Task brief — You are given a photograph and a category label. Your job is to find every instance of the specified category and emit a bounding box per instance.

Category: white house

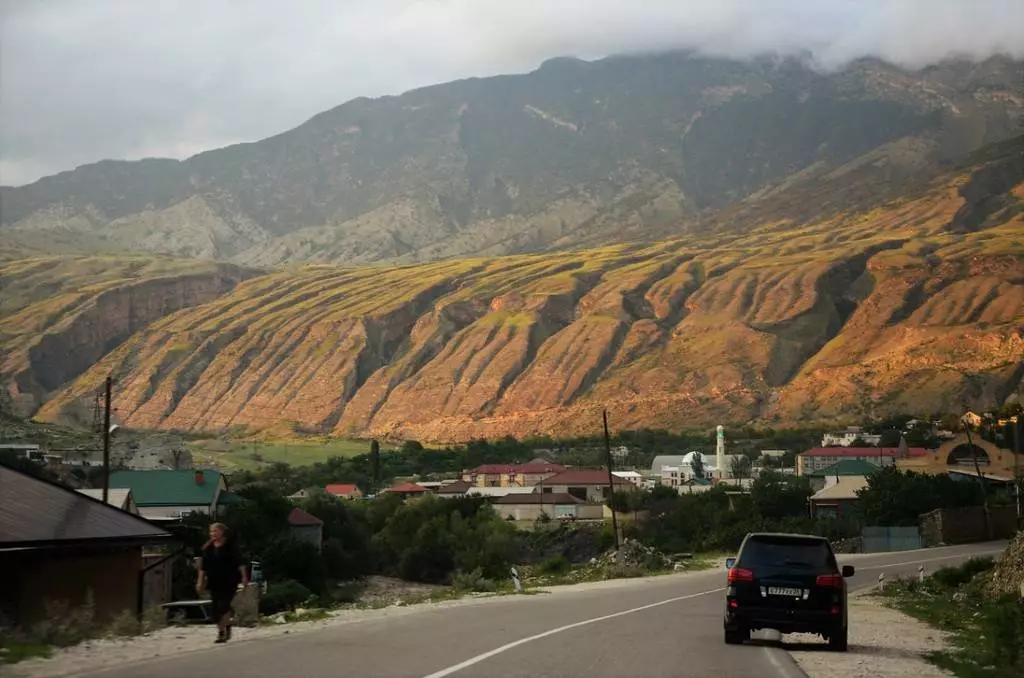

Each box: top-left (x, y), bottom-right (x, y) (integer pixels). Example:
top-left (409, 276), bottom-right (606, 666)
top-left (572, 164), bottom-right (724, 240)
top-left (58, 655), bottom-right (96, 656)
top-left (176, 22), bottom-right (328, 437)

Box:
top-left (821, 428), bottom-right (881, 447)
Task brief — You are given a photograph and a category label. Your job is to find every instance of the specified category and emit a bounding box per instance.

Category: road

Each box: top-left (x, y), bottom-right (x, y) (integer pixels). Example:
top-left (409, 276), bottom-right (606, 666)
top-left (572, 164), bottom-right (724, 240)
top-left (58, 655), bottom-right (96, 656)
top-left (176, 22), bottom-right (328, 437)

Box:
top-left (86, 542), bottom-right (1005, 678)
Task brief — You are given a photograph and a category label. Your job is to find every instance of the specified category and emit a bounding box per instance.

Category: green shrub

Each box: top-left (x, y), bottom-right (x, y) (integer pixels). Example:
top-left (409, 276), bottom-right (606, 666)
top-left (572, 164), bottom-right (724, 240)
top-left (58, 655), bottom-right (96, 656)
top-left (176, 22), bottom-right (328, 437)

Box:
top-left (104, 611), bottom-right (140, 638)
top-left (451, 567), bottom-right (496, 592)
top-left (979, 595), bottom-right (1024, 670)
top-left (259, 580), bottom-right (313, 615)
top-left (538, 555), bottom-right (571, 576)
top-left (930, 556), bottom-right (995, 590)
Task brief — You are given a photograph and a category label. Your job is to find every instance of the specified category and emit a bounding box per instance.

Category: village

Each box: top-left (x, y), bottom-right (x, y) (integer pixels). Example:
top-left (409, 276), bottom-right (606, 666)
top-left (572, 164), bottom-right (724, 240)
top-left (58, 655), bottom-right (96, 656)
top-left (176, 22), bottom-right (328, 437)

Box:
top-left (2, 409), bottom-right (1021, 639)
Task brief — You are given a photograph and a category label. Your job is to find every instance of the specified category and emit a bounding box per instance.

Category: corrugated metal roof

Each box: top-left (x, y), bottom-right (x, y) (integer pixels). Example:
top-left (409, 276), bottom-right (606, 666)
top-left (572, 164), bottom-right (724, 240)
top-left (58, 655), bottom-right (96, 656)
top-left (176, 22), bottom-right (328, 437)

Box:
top-left (76, 488), bottom-right (132, 509)
top-left (1, 465), bottom-right (170, 550)
top-left (108, 469), bottom-right (222, 506)
top-left (810, 476), bottom-right (870, 502)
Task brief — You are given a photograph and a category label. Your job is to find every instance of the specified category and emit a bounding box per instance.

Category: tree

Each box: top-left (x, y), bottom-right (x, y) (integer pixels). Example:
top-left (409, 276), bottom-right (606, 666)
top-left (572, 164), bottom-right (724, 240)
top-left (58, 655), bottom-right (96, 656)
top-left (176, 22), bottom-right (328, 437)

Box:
top-left (856, 467), bottom-right (978, 526)
top-left (369, 440), bottom-right (381, 492)
top-left (750, 471), bottom-right (812, 520)
top-left (689, 454), bottom-right (705, 480)
top-left (730, 455), bottom-right (752, 479)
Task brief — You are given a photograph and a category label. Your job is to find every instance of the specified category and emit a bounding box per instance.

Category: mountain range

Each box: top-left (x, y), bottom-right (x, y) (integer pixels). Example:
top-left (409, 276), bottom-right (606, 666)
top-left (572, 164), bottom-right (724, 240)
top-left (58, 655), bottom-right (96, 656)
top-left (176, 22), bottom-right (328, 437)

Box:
top-left (1, 51), bottom-right (1022, 439)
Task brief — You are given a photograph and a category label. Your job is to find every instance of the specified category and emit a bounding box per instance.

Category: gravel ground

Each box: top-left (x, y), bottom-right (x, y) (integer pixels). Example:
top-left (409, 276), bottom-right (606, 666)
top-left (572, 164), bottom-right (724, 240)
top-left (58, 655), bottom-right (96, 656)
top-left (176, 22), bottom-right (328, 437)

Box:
top-left (786, 595), bottom-right (954, 678)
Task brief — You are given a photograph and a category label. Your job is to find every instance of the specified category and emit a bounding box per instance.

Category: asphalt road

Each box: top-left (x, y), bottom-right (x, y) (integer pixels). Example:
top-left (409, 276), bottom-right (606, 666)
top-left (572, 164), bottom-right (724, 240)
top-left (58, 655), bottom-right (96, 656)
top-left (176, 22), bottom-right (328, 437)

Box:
top-left (87, 541), bottom-right (1006, 678)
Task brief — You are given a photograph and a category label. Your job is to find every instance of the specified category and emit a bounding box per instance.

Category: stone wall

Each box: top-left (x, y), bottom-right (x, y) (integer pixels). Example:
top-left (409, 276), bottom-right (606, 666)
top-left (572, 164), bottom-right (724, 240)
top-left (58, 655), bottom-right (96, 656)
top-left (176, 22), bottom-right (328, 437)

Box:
top-left (920, 505), bottom-right (1018, 546)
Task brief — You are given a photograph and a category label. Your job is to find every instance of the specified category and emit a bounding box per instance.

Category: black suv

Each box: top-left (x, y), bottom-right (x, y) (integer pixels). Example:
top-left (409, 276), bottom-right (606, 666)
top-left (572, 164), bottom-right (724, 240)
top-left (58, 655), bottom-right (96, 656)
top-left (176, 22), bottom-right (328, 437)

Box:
top-left (723, 532), bottom-right (854, 650)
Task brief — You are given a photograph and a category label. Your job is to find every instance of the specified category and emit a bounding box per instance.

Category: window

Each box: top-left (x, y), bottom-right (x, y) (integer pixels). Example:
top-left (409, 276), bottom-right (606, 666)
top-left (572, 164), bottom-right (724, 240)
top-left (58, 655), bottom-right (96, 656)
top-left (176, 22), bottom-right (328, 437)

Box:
top-left (739, 536), bottom-right (837, 570)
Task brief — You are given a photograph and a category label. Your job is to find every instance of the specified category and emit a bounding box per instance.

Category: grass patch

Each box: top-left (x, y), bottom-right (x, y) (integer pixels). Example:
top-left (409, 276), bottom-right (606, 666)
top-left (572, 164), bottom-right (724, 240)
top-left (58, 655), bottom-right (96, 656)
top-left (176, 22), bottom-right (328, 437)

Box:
top-left (0, 642), bottom-right (53, 666)
top-left (190, 437), bottom-right (383, 471)
top-left (880, 557), bottom-right (1024, 678)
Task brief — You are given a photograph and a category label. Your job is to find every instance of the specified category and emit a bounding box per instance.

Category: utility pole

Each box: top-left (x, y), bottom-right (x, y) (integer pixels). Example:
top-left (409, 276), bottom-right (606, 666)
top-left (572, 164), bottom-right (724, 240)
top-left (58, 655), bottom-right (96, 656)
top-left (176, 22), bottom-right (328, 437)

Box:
top-left (1014, 416), bottom-right (1022, 529)
top-left (603, 410), bottom-right (620, 550)
top-left (102, 376), bottom-right (112, 504)
top-left (962, 419), bottom-right (992, 540)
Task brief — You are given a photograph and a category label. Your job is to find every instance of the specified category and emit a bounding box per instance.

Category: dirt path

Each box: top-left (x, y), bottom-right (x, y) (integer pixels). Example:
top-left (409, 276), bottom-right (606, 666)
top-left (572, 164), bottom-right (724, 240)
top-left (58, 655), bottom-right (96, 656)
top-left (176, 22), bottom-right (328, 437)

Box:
top-left (787, 595), bottom-right (954, 678)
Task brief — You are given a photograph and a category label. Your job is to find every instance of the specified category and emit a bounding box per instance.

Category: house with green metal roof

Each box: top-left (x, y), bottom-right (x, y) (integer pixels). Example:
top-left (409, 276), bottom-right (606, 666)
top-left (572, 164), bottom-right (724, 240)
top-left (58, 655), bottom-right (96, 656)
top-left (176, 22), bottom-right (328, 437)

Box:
top-left (805, 459), bottom-right (879, 492)
top-left (108, 469), bottom-right (229, 521)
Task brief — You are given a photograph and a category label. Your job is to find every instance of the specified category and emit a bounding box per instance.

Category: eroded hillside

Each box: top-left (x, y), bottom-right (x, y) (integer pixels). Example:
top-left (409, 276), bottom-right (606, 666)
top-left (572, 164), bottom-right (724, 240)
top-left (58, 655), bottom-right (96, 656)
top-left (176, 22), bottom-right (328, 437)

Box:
top-left (0, 257), bottom-right (256, 416)
top-left (13, 145), bottom-right (1021, 440)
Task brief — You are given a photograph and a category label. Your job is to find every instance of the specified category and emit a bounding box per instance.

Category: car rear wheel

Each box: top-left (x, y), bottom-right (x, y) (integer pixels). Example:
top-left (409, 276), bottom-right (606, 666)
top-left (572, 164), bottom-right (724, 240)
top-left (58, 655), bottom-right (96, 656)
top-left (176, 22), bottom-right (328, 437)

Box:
top-left (827, 626), bottom-right (848, 651)
top-left (724, 626), bottom-right (750, 645)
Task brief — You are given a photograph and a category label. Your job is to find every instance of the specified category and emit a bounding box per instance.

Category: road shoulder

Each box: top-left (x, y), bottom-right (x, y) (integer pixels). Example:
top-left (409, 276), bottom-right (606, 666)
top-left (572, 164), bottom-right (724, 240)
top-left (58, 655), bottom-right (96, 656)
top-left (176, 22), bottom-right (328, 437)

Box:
top-left (785, 594), bottom-right (954, 678)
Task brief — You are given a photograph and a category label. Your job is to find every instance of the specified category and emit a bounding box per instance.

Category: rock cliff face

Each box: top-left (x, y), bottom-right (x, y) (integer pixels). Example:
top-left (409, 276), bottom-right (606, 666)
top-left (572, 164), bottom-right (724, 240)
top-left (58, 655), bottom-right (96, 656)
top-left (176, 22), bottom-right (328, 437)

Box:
top-left (0, 258), bottom-right (255, 417)
top-left (20, 144), bottom-right (1023, 440)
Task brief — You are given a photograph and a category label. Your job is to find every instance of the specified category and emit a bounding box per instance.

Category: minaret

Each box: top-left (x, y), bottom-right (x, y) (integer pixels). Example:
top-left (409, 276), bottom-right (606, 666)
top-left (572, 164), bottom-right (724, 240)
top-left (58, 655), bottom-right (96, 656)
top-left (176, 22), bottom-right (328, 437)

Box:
top-left (716, 425), bottom-right (725, 479)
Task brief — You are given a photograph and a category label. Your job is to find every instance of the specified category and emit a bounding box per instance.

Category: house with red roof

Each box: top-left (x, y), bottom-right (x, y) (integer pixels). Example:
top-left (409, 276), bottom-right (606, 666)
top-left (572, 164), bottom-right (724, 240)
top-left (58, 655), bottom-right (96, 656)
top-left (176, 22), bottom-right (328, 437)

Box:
top-left (538, 469), bottom-right (632, 503)
top-left (287, 507), bottom-right (323, 551)
top-left (324, 483), bottom-right (363, 500)
top-left (797, 447), bottom-right (927, 476)
top-left (462, 459), bottom-right (566, 488)
top-left (385, 482), bottom-right (429, 498)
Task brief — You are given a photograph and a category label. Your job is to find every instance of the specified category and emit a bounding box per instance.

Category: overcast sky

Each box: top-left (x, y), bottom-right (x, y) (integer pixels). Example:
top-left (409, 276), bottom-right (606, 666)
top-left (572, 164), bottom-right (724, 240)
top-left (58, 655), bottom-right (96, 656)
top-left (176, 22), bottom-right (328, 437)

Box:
top-left (2, 0), bottom-right (1022, 186)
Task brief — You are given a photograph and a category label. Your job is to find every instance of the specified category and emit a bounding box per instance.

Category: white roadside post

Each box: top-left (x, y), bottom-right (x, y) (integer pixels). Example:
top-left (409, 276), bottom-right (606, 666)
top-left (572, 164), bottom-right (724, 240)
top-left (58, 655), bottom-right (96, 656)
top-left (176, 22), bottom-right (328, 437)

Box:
top-left (878, 572), bottom-right (886, 592)
top-left (511, 566), bottom-right (522, 592)
top-left (918, 564), bottom-right (925, 583)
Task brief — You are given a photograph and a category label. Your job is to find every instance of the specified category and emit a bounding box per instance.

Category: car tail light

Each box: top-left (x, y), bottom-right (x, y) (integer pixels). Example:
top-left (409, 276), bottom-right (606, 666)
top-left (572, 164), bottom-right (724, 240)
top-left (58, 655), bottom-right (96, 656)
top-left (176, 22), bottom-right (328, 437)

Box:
top-left (816, 574), bottom-right (844, 588)
top-left (729, 599), bottom-right (739, 609)
top-left (830, 605), bottom-right (841, 614)
top-left (728, 567), bottom-right (754, 584)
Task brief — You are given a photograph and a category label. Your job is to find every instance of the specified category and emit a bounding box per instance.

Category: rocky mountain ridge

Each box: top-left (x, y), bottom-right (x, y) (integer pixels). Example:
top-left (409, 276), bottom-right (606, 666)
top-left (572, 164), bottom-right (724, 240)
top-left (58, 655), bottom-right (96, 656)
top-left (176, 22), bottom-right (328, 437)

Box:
top-left (2, 52), bottom-right (1022, 267)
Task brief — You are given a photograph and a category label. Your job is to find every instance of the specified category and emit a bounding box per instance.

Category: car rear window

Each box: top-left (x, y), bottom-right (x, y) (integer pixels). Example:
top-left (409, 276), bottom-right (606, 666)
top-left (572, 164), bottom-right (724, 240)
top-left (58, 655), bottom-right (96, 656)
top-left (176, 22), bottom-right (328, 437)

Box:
top-left (739, 536), bottom-right (837, 570)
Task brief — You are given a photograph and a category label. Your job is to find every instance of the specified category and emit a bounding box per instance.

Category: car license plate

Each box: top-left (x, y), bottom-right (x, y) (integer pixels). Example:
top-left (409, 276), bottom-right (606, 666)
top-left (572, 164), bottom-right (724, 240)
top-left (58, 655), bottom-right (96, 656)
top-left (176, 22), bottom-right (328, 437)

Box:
top-left (768, 587), bottom-right (802, 597)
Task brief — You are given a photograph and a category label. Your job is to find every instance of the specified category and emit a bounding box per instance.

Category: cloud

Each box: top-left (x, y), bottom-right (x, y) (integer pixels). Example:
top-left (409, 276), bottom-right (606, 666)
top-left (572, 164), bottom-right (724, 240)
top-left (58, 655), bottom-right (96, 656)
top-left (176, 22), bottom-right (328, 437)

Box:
top-left (2, 0), bottom-right (1022, 186)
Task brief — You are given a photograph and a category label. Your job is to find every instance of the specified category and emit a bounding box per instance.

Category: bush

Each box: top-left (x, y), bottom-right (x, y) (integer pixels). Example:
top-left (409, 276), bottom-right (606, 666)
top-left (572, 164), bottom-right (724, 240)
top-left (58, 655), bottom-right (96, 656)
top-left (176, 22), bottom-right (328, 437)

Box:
top-left (930, 556), bottom-right (995, 590)
top-left (451, 567), bottom-right (496, 593)
top-left (259, 580), bottom-right (313, 615)
top-left (104, 611), bottom-right (140, 638)
top-left (262, 536), bottom-right (328, 593)
top-left (31, 594), bottom-right (95, 647)
top-left (979, 595), bottom-right (1024, 670)
top-left (538, 554), bottom-right (571, 576)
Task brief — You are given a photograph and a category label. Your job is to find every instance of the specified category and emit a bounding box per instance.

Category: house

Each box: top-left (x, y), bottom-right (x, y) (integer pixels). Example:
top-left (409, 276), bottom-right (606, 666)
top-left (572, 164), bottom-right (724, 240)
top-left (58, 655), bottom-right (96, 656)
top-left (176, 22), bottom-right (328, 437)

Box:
top-left (287, 507), bottom-right (323, 551)
top-left (76, 488), bottom-right (139, 515)
top-left (962, 411), bottom-right (983, 427)
top-left (820, 428), bottom-right (882, 448)
top-left (797, 447), bottom-right (927, 475)
top-left (108, 469), bottom-right (229, 521)
top-left (809, 476), bottom-right (869, 519)
top-left (537, 469), bottom-right (632, 503)
top-left (465, 486), bottom-right (537, 498)
top-left (804, 459), bottom-right (880, 492)
top-left (385, 482), bottom-right (429, 498)
top-left (0, 464), bottom-right (173, 626)
top-left (436, 480), bottom-right (472, 496)
top-left (324, 483), bottom-right (363, 499)
top-left (461, 460), bottom-right (566, 488)
top-left (611, 470), bottom-right (643, 487)
top-left (490, 494), bottom-right (603, 522)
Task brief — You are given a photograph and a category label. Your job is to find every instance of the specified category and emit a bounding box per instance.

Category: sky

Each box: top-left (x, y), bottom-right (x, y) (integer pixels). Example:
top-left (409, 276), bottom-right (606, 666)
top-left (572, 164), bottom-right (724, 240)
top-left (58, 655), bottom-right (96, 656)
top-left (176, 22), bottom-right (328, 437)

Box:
top-left (2, 0), bottom-right (1022, 186)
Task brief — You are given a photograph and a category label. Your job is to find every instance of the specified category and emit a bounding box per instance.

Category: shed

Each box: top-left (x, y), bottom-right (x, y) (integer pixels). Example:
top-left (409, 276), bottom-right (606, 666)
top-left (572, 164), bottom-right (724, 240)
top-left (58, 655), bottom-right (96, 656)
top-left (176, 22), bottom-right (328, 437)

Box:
top-left (0, 464), bottom-right (173, 626)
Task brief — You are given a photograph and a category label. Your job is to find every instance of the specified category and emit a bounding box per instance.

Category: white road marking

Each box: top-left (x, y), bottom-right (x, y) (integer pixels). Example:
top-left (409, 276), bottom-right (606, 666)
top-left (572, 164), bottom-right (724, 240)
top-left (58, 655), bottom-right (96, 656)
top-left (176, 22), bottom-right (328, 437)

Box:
top-left (421, 587), bottom-right (726, 678)
top-left (850, 549), bottom-right (1004, 571)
